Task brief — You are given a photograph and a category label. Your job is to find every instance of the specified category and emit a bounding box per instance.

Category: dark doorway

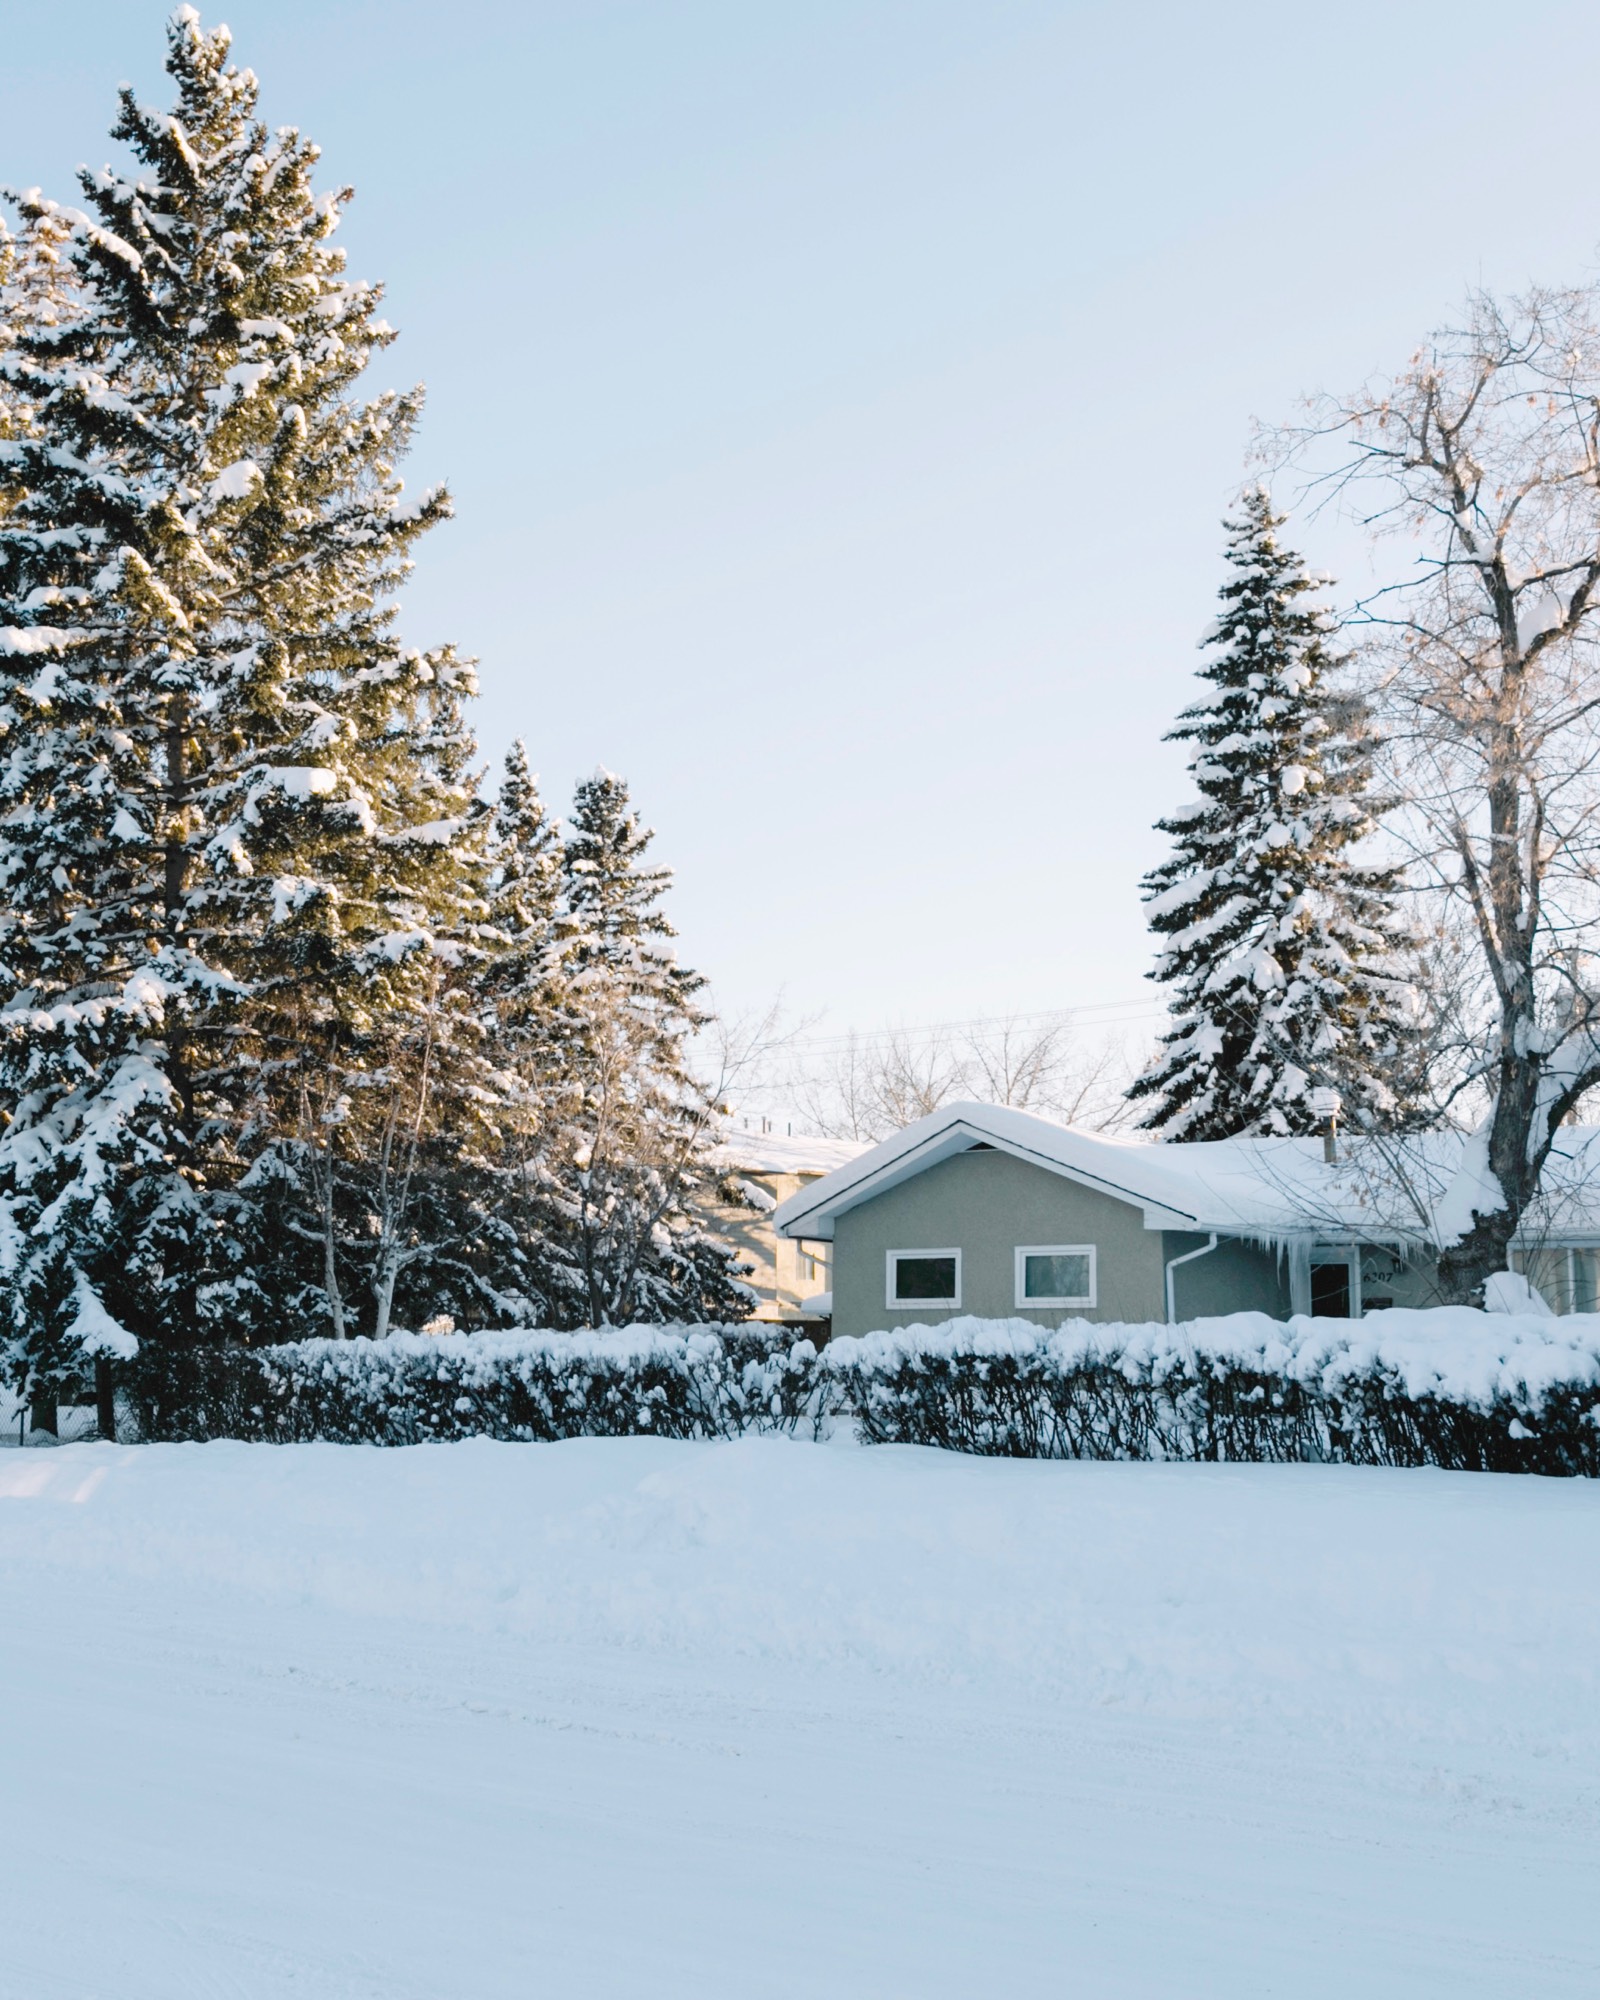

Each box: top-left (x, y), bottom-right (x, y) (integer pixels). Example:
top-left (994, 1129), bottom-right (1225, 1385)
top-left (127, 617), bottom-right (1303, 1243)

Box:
top-left (1310, 1259), bottom-right (1352, 1317)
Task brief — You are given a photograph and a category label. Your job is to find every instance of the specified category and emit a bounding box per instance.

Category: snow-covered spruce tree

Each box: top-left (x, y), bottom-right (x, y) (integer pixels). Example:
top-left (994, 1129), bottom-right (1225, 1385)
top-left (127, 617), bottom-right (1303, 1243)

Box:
top-left (243, 672), bottom-right (502, 1343)
top-left (1127, 489), bottom-right (1420, 1140)
top-left (0, 9), bottom-right (481, 1390)
top-left (0, 208), bottom-right (78, 463)
top-left (464, 743), bottom-right (576, 1320)
top-left (563, 771), bottom-right (693, 985)
top-left (485, 740), bottom-right (569, 1060)
top-left (515, 770), bottom-right (752, 1327)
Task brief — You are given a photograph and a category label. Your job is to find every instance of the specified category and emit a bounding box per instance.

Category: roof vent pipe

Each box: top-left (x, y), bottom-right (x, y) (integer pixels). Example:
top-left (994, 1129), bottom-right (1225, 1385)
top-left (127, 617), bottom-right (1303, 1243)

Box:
top-left (1310, 1087), bottom-right (1342, 1164)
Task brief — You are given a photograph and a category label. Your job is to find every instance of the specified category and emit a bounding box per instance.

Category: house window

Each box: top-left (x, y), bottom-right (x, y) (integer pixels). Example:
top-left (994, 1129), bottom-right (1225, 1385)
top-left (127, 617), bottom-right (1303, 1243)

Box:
top-left (795, 1241), bottom-right (830, 1288)
top-left (1510, 1244), bottom-right (1600, 1314)
top-left (1014, 1246), bottom-right (1096, 1309)
top-left (886, 1249), bottom-right (961, 1309)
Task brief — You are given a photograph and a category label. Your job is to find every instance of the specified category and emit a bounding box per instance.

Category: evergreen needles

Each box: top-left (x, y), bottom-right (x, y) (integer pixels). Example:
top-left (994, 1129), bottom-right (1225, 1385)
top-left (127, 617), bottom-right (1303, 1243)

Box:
top-left (0, 13), bottom-right (748, 1407)
top-left (1128, 489), bottom-right (1420, 1139)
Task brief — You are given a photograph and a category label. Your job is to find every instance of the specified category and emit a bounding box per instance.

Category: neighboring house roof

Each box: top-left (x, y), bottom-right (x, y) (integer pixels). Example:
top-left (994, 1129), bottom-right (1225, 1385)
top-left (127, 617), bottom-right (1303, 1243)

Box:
top-left (771, 1100), bottom-right (1600, 1247)
top-left (711, 1128), bottom-right (869, 1178)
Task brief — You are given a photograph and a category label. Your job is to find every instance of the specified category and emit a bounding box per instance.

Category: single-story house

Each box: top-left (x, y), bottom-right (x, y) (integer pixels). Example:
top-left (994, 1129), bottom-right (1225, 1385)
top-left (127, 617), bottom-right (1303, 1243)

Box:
top-left (771, 1101), bottom-right (1600, 1336)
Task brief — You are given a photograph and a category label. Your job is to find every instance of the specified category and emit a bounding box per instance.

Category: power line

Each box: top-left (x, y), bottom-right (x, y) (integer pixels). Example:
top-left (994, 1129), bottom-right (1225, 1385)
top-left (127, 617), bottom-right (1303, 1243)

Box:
top-left (778, 999), bottom-right (1165, 1059)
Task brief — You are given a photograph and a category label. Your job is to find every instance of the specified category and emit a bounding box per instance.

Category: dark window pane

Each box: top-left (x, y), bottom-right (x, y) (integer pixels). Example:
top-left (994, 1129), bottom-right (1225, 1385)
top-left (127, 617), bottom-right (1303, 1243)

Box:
top-left (1310, 1261), bottom-right (1351, 1317)
top-left (1023, 1253), bottom-right (1090, 1301)
top-left (893, 1256), bottom-right (957, 1301)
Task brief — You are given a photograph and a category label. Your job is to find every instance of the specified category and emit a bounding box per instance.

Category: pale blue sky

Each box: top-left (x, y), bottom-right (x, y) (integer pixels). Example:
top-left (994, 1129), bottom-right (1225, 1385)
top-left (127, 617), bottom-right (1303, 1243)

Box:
top-left (6, 3), bottom-right (1600, 1036)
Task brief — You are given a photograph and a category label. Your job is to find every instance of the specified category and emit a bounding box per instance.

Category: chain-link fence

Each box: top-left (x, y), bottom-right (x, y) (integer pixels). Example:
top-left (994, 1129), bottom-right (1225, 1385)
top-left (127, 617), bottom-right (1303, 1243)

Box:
top-left (0, 1393), bottom-right (126, 1446)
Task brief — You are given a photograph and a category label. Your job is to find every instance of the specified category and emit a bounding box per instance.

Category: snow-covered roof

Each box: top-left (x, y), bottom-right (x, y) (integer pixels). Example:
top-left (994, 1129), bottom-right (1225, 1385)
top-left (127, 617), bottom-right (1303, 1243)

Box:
top-left (772, 1100), bottom-right (1600, 1247)
top-left (712, 1127), bottom-right (868, 1178)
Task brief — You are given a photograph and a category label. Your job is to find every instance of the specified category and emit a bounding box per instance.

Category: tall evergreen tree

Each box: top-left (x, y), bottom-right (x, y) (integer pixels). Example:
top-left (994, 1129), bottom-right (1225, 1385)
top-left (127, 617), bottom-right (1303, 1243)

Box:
top-left (0, 10), bottom-right (480, 1388)
top-left (0, 207), bottom-right (78, 457)
top-left (564, 769), bottom-right (702, 1005)
top-left (451, 743), bottom-right (574, 1325)
top-left (486, 741), bottom-right (567, 1044)
top-left (510, 771), bottom-right (750, 1325)
top-left (1128, 489), bottom-right (1419, 1140)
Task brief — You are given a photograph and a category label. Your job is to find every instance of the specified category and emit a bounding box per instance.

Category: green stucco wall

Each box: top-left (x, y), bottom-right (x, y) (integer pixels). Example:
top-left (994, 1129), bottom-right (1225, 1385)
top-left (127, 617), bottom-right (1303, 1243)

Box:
top-left (830, 1148), bottom-right (1167, 1336)
top-left (1357, 1246), bottom-right (1440, 1311)
top-left (824, 1146), bottom-right (1444, 1335)
top-left (1160, 1231), bottom-right (1291, 1320)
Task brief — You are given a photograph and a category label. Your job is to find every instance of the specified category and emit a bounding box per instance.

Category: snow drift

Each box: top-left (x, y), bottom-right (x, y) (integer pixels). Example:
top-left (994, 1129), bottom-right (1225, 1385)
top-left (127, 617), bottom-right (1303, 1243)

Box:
top-left (2, 1436), bottom-right (1598, 1997)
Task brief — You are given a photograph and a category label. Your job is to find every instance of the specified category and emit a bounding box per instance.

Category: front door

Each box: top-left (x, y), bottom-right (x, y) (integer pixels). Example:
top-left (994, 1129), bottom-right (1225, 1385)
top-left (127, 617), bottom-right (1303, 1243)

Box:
top-left (1310, 1251), bottom-right (1359, 1318)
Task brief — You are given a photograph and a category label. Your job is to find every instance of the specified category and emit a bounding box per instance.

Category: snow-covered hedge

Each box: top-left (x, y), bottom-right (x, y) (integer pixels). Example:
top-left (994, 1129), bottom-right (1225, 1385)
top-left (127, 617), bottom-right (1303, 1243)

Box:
top-left (125, 1325), bottom-right (822, 1447)
top-left (825, 1311), bottom-right (1600, 1475)
top-left (124, 1310), bottom-right (1600, 1474)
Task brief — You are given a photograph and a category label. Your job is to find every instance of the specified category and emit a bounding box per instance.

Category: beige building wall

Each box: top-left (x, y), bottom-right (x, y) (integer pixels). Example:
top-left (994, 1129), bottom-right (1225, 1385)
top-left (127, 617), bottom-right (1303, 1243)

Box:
top-left (701, 1129), bottom-right (865, 1325)
top-left (704, 1167), bottom-right (834, 1323)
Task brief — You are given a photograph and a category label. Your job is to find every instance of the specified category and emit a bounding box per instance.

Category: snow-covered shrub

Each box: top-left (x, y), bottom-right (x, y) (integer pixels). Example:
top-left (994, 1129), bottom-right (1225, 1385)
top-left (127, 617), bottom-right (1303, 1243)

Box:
top-left (125, 1325), bottom-right (824, 1446)
top-left (821, 1312), bottom-right (1600, 1476)
top-left (122, 1309), bottom-right (1600, 1475)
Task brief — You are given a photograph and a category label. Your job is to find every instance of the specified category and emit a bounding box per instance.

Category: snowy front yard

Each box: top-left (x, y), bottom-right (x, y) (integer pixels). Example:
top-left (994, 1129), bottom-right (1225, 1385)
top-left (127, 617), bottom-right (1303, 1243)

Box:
top-left (2, 1437), bottom-right (1597, 1998)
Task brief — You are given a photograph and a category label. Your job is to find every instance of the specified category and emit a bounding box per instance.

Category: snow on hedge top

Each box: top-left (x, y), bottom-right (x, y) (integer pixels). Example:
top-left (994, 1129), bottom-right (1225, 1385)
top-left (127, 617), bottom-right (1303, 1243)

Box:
top-left (257, 1308), bottom-right (1600, 1415)
top-left (267, 1324), bottom-right (753, 1379)
top-left (825, 1309), bottom-right (1600, 1411)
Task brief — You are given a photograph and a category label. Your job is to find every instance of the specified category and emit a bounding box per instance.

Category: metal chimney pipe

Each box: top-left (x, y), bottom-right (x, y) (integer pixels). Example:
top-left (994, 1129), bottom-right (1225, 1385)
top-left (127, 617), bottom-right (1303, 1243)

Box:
top-left (1310, 1087), bottom-right (1342, 1164)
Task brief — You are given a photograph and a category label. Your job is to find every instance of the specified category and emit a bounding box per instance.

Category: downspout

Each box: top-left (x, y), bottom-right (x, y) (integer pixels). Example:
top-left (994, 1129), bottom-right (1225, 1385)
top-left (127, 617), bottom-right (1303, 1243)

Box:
top-left (1288, 1238), bottom-right (1312, 1319)
top-left (1165, 1232), bottom-right (1218, 1324)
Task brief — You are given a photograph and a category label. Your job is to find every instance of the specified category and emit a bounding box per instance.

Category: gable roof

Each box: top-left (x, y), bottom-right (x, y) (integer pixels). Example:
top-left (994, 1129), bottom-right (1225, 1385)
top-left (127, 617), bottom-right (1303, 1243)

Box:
top-left (772, 1103), bottom-right (1204, 1239)
top-left (771, 1100), bottom-right (1600, 1246)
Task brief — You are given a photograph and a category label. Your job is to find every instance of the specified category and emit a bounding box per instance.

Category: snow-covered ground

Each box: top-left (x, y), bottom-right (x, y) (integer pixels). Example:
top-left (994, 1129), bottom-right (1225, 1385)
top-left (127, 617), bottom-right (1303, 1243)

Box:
top-left (2, 1437), bottom-right (1597, 1997)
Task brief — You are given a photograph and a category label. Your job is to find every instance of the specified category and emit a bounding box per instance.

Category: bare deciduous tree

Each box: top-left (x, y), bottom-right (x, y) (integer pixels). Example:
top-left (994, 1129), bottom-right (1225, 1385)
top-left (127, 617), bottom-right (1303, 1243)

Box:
top-left (765, 1013), bottom-right (1140, 1144)
top-left (1281, 285), bottom-right (1600, 1299)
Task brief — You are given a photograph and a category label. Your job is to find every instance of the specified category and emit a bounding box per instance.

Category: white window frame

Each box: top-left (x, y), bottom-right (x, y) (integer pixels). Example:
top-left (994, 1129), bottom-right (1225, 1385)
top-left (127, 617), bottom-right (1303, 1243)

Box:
top-left (886, 1247), bottom-right (962, 1311)
top-left (1014, 1244), bottom-right (1097, 1310)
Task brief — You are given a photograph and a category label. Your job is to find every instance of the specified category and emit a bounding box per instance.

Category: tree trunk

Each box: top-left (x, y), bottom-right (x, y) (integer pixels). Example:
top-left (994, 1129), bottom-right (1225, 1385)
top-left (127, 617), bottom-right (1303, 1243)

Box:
top-left (1434, 1062), bottom-right (1531, 1304)
top-left (1435, 1208), bottom-right (1519, 1305)
top-left (29, 1390), bottom-right (57, 1437)
top-left (163, 714), bottom-right (197, 1137)
top-left (1434, 734), bottom-right (1544, 1305)
top-left (95, 1358), bottom-right (116, 1442)
top-left (322, 1152), bottom-right (347, 1339)
top-left (373, 1251), bottom-right (399, 1342)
